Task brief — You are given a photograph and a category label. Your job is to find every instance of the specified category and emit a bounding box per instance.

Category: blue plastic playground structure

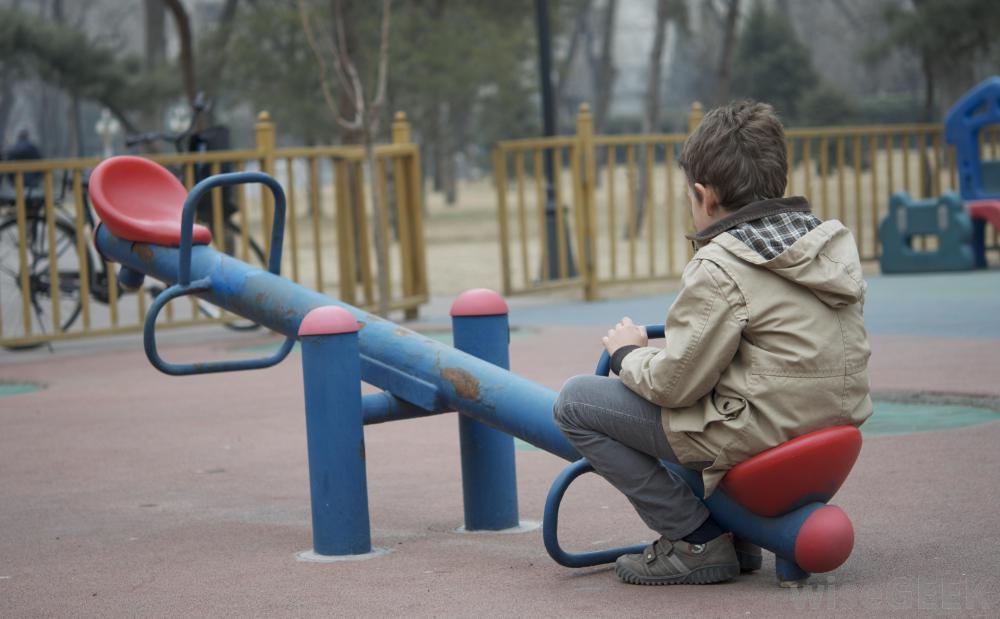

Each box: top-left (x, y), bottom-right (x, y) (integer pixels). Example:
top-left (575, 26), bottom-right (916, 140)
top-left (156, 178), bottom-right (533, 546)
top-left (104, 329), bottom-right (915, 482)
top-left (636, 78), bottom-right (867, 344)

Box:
top-left (879, 77), bottom-right (1000, 272)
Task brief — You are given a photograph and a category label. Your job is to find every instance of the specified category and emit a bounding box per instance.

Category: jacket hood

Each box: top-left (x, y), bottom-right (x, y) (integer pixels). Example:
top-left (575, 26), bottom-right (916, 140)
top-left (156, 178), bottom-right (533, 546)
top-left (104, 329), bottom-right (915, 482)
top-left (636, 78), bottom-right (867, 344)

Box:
top-left (693, 198), bottom-right (867, 308)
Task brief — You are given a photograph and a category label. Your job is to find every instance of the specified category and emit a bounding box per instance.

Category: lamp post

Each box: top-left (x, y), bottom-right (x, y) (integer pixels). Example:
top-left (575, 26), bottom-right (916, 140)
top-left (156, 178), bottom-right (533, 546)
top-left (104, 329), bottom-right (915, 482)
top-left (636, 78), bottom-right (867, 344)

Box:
top-left (94, 109), bottom-right (121, 159)
top-left (534, 0), bottom-right (577, 279)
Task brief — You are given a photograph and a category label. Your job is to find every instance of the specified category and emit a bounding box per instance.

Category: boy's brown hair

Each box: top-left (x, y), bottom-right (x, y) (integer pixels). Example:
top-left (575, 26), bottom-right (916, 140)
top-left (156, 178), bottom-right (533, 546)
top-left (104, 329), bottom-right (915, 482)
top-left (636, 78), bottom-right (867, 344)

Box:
top-left (678, 100), bottom-right (787, 211)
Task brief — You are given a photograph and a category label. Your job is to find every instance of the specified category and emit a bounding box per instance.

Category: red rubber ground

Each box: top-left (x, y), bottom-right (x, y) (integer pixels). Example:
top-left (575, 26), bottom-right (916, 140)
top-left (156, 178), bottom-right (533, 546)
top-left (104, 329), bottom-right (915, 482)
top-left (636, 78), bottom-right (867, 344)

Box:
top-left (2, 296), bottom-right (1000, 616)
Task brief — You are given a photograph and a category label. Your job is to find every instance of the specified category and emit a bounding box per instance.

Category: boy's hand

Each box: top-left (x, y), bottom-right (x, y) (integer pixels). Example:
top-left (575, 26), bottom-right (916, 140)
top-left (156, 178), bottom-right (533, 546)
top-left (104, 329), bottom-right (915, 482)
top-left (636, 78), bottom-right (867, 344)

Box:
top-left (603, 316), bottom-right (648, 355)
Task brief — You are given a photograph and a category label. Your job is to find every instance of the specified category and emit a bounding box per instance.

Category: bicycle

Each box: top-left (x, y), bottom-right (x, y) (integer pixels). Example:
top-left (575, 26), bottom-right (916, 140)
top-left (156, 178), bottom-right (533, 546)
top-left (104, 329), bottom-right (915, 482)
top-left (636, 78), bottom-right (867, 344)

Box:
top-left (125, 93), bottom-right (269, 330)
top-left (0, 100), bottom-right (267, 349)
top-left (0, 173), bottom-right (123, 349)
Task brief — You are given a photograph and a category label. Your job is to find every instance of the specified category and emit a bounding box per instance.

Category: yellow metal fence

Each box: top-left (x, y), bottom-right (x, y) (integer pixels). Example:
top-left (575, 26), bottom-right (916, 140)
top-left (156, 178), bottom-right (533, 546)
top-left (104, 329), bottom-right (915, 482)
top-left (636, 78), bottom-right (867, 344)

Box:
top-left (494, 103), bottom-right (1000, 300)
top-left (0, 112), bottom-right (426, 349)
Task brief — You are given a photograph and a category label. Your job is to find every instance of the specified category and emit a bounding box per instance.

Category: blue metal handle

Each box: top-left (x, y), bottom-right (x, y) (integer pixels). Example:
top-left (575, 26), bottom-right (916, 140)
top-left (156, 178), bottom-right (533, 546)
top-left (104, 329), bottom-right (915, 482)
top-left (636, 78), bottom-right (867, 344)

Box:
top-left (145, 171), bottom-right (295, 376)
top-left (543, 324), bottom-right (667, 568)
top-left (593, 324), bottom-right (665, 375)
top-left (543, 458), bottom-right (646, 567)
top-left (179, 171), bottom-right (287, 284)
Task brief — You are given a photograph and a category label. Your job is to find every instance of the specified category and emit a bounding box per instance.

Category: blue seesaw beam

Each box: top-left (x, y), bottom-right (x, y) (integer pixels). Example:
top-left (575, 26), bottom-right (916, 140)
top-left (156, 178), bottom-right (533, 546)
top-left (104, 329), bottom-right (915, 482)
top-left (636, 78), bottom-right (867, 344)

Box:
top-left (95, 223), bottom-right (579, 462)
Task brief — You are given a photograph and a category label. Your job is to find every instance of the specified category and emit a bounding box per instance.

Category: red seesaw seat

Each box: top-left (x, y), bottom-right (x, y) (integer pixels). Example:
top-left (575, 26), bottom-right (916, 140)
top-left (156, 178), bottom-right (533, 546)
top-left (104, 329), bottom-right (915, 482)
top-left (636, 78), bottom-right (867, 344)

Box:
top-left (969, 199), bottom-right (1000, 229)
top-left (89, 156), bottom-right (212, 247)
top-left (720, 426), bottom-right (862, 517)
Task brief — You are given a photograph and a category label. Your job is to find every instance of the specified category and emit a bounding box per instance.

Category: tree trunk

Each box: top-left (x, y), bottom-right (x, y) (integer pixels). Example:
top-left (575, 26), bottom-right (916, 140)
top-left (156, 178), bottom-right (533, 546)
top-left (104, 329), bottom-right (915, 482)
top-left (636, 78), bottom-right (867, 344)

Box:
top-left (631, 0), bottom-right (670, 238)
top-left (591, 0), bottom-right (618, 135)
top-left (715, 0), bottom-right (739, 105)
top-left (201, 0), bottom-right (240, 124)
top-left (443, 100), bottom-right (468, 206)
top-left (0, 72), bottom-right (15, 145)
top-left (920, 51), bottom-right (935, 197)
top-left (163, 0), bottom-right (197, 106)
top-left (144, 0), bottom-right (166, 67)
top-left (55, 0), bottom-right (83, 157)
top-left (554, 0), bottom-right (592, 120)
top-left (336, 48), bottom-right (368, 286)
top-left (431, 101), bottom-right (446, 194)
top-left (364, 114), bottom-right (391, 317)
top-left (143, 0), bottom-right (166, 132)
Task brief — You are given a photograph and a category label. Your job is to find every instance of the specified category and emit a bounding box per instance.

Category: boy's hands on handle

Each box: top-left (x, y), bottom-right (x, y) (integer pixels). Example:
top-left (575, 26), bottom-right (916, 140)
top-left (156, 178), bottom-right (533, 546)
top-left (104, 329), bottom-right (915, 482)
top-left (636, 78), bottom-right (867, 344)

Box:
top-left (602, 316), bottom-right (648, 356)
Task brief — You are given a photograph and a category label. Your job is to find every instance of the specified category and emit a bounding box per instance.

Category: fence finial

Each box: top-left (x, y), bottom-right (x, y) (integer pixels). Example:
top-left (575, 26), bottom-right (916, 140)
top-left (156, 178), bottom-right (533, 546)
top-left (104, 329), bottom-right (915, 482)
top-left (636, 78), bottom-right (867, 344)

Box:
top-left (255, 111), bottom-right (275, 157)
top-left (392, 111), bottom-right (411, 144)
top-left (688, 101), bottom-right (704, 133)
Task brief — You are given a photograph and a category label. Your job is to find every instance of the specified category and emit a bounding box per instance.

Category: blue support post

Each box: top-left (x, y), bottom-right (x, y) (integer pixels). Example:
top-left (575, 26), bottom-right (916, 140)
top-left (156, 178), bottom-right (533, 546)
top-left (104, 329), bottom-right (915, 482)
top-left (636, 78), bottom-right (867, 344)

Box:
top-left (776, 556), bottom-right (810, 584)
top-left (298, 306), bottom-right (371, 555)
top-left (450, 289), bottom-right (520, 531)
top-left (971, 218), bottom-right (988, 268)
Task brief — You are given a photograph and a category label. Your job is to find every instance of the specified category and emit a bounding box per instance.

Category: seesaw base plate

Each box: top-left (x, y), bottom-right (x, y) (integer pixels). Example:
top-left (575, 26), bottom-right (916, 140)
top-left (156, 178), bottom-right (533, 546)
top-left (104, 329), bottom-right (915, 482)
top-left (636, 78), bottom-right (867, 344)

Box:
top-left (295, 547), bottom-right (392, 562)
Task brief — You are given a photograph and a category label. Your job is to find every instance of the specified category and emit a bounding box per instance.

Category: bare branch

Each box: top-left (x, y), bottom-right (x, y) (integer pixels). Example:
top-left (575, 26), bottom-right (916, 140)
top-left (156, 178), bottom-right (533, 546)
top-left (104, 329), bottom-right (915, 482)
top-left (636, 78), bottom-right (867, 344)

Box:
top-left (163, 0), bottom-right (196, 104)
top-left (333, 0), bottom-right (359, 100)
top-left (296, 0), bottom-right (360, 130)
top-left (371, 0), bottom-right (392, 113)
top-left (347, 60), bottom-right (365, 122)
top-left (327, 0), bottom-right (357, 105)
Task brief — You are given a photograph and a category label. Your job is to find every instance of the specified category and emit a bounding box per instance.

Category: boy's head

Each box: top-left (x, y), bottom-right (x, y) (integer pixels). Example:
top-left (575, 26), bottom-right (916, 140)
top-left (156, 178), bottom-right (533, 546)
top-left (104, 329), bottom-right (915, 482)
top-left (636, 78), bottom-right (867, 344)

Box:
top-left (679, 100), bottom-right (787, 229)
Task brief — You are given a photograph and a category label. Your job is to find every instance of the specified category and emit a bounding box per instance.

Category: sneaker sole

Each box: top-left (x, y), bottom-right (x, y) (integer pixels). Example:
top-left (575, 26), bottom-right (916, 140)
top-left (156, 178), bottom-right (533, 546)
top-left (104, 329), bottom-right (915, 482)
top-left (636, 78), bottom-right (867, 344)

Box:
top-left (615, 562), bottom-right (740, 586)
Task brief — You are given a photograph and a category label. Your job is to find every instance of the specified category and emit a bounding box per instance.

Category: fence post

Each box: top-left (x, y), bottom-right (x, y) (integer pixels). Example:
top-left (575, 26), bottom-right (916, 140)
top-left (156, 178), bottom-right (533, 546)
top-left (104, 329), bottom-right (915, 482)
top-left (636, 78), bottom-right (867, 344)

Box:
top-left (392, 111), bottom-right (420, 321)
top-left (576, 103), bottom-right (598, 301)
top-left (684, 102), bottom-right (703, 262)
top-left (255, 111), bottom-right (277, 257)
top-left (687, 101), bottom-right (704, 134)
top-left (494, 148), bottom-right (512, 296)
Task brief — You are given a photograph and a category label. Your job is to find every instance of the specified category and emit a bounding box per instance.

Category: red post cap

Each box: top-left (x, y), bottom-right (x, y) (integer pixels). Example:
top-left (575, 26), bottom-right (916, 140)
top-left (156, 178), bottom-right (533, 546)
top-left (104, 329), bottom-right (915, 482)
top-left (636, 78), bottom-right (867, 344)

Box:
top-left (794, 505), bottom-right (854, 573)
top-left (298, 306), bottom-right (360, 336)
top-left (450, 288), bottom-right (509, 317)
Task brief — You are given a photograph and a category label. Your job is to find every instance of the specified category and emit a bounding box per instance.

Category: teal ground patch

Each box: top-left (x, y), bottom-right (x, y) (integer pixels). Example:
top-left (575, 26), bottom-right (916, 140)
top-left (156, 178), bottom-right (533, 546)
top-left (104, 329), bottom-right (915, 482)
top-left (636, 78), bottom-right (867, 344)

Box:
top-left (864, 399), bottom-right (1000, 436)
top-left (0, 383), bottom-right (44, 396)
top-left (515, 438), bottom-right (543, 452)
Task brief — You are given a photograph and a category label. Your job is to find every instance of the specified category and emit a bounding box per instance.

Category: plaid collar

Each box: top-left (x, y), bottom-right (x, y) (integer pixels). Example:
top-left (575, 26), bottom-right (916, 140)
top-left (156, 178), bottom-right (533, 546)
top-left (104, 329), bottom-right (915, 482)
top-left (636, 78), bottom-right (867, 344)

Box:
top-left (686, 196), bottom-right (812, 244)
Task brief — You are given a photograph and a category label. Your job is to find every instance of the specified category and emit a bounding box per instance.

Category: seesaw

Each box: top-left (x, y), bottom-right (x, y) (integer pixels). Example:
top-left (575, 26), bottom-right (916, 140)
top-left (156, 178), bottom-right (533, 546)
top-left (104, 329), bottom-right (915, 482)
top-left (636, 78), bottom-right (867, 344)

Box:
top-left (89, 156), bottom-right (862, 586)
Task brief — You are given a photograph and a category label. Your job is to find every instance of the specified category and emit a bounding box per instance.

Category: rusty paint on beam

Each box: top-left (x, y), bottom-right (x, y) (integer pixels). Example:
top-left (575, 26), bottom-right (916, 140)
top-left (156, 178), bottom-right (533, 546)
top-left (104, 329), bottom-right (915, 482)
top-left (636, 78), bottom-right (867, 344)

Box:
top-left (442, 367), bottom-right (480, 400)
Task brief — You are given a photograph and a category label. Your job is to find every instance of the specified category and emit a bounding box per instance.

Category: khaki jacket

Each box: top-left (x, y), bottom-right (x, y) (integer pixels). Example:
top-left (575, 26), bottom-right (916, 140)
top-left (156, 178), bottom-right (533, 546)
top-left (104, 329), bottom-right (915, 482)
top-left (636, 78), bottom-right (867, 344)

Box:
top-left (619, 201), bottom-right (873, 496)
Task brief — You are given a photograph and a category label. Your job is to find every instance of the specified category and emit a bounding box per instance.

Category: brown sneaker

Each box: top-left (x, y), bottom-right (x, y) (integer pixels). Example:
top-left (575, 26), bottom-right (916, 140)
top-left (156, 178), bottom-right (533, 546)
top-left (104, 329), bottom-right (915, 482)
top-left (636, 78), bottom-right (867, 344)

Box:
top-left (615, 534), bottom-right (740, 586)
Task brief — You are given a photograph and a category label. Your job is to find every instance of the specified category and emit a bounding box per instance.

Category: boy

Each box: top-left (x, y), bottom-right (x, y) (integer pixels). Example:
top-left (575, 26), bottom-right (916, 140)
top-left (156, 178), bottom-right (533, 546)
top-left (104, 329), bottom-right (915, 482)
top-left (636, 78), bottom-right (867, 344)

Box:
top-left (553, 100), bottom-right (872, 586)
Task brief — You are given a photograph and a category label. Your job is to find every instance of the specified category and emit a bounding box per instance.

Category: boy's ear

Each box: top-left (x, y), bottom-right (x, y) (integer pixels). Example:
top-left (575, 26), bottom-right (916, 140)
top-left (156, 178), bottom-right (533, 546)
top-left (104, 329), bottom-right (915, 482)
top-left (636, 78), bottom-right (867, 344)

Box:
top-left (694, 182), bottom-right (718, 213)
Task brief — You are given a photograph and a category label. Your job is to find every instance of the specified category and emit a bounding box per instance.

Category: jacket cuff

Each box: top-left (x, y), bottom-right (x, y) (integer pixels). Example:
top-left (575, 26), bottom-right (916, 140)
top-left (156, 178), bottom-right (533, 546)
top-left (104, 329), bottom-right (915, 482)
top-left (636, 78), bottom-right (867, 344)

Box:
top-left (610, 345), bottom-right (640, 376)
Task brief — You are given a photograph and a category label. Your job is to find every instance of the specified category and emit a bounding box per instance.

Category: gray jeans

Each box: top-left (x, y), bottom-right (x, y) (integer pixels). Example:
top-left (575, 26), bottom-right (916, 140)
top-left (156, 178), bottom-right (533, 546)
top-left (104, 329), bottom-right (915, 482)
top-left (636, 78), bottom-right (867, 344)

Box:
top-left (553, 374), bottom-right (710, 540)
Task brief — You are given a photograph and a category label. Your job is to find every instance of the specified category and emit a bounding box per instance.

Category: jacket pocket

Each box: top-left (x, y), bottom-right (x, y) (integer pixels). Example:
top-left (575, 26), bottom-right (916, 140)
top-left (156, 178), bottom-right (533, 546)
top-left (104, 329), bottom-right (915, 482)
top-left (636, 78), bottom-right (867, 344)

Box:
top-left (712, 392), bottom-right (747, 420)
top-left (665, 392), bottom-right (746, 434)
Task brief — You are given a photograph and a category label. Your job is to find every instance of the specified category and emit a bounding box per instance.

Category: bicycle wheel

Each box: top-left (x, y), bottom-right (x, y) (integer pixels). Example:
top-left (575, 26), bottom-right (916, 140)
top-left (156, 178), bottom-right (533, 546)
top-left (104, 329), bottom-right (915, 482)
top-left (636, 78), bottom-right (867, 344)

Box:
top-left (192, 220), bottom-right (267, 331)
top-left (0, 215), bottom-right (89, 349)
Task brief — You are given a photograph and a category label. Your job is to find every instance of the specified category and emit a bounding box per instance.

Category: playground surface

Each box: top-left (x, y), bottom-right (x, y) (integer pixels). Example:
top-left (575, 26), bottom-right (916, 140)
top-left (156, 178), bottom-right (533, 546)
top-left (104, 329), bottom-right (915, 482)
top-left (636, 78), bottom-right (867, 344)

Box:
top-left (2, 269), bottom-right (1000, 618)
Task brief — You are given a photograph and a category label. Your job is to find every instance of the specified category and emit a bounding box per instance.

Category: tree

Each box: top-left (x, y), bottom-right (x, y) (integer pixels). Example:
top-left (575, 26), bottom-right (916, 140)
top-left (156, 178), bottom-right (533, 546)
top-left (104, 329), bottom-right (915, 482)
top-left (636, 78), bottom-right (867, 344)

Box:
top-left (163, 0), bottom-right (196, 106)
top-left (731, 3), bottom-right (817, 122)
top-left (0, 7), bottom-right (177, 137)
top-left (221, 3), bottom-right (337, 144)
top-left (872, 0), bottom-right (1000, 122)
top-left (866, 0), bottom-right (1000, 196)
top-left (387, 1), bottom-right (537, 202)
top-left (590, 0), bottom-right (617, 136)
top-left (713, 0), bottom-right (740, 105)
top-left (297, 0), bottom-right (393, 315)
top-left (632, 0), bottom-right (685, 236)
